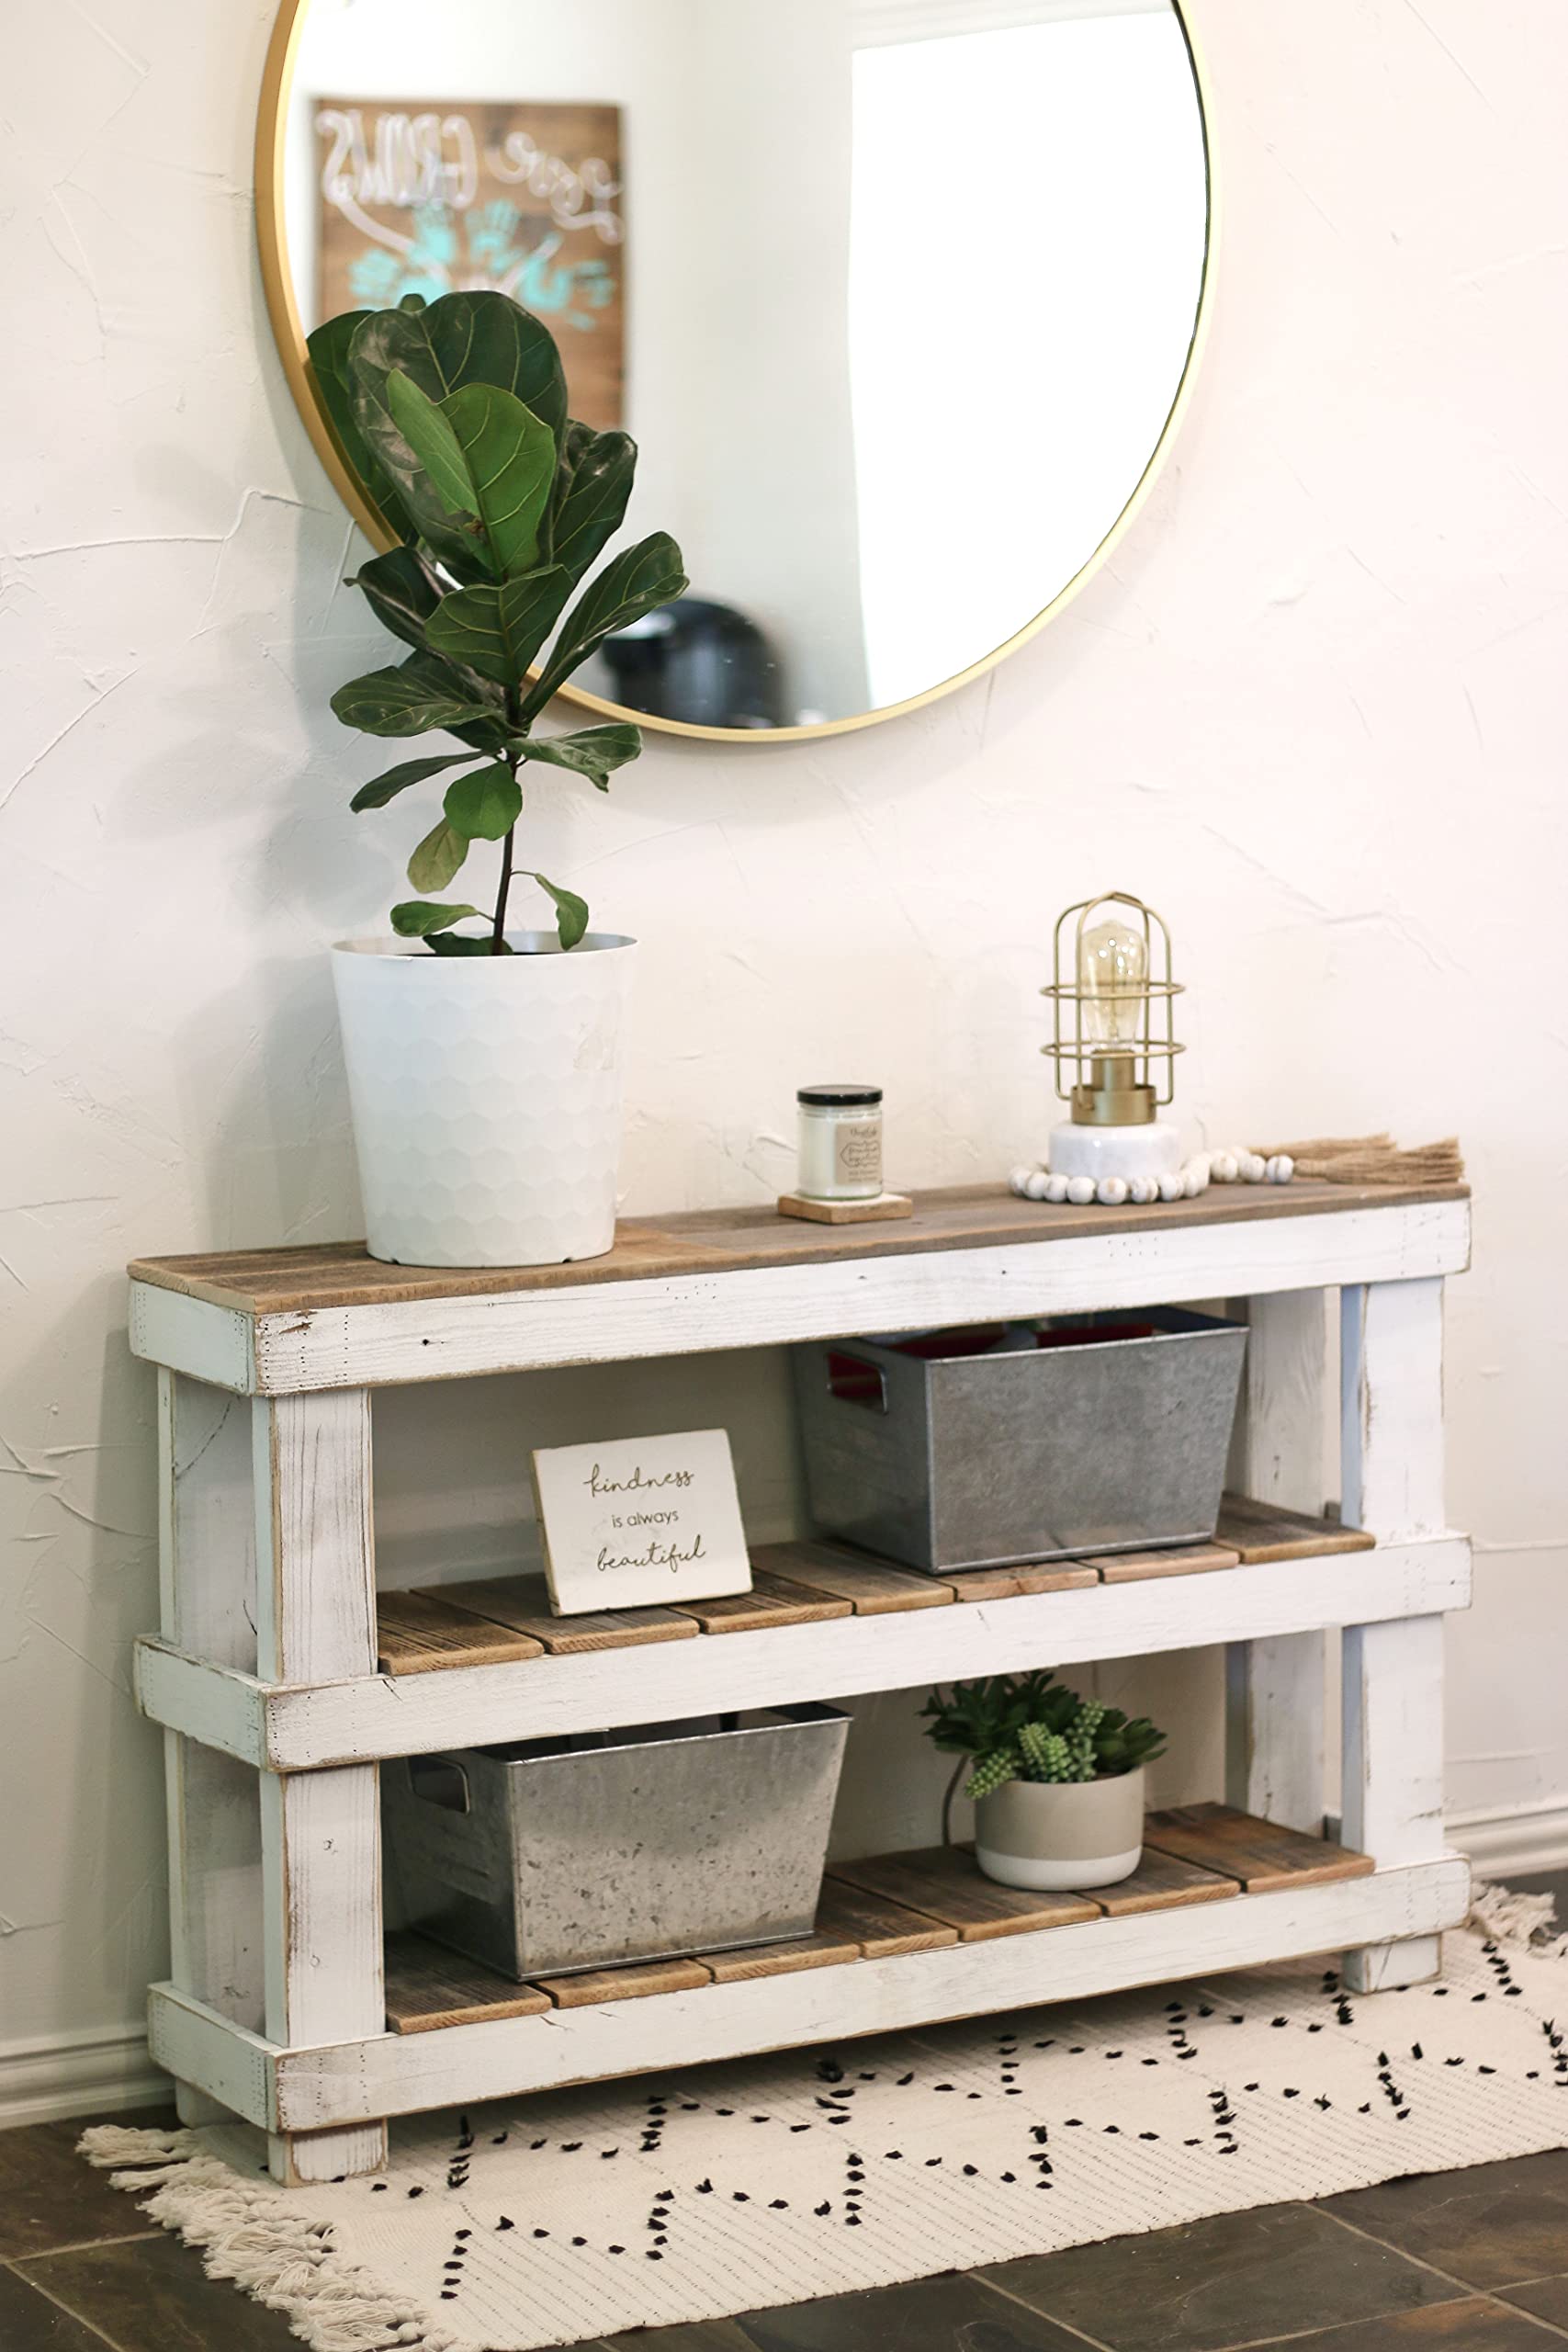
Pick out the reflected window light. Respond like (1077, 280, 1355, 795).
(849, 6, 1207, 708)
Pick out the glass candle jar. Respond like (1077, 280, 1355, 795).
(796, 1085, 884, 1202)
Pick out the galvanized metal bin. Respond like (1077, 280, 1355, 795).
(793, 1307, 1247, 1572)
(383, 1704, 849, 1981)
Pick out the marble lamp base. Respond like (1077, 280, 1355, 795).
(1046, 1119, 1183, 1187)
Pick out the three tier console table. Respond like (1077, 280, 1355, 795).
(129, 1178, 1472, 2186)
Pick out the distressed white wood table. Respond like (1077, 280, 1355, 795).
(129, 1179, 1472, 2185)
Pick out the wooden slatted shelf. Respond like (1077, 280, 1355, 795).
(132, 1185, 1472, 2179)
(672, 1574, 854, 1634)
(1142, 1804, 1378, 1892)
(128, 1179, 1470, 1397)
(156, 1849, 1469, 2138)
(429, 1578, 696, 1657)
(383, 1936, 551, 2032)
(830, 1849, 1101, 1939)
(1093, 1540, 1242, 1586)
(379, 1806, 1374, 2033)
(375, 1590, 543, 1675)
(1211, 1494, 1377, 1565)
(136, 1516, 1466, 1772)
(811, 1879, 959, 1959)
(129, 1178, 1469, 1317)
(371, 1499, 1374, 1676)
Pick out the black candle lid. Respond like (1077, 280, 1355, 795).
(797, 1084, 883, 1107)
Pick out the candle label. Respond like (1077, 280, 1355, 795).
(532, 1429, 752, 1615)
(835, 1117, 883, 1185)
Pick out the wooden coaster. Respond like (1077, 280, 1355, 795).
(777, 1192, 913, 1225)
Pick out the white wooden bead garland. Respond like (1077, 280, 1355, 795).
(1009, 1145, 1295, 1209)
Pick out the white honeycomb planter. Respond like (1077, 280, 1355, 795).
(333, 933, 637, 1269)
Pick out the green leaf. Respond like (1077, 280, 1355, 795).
(349, 294, 566, 572)
(422, 583, 509, 684)
(388, 646, 515, 756)
(348, 545, 444, 652)
(390, 899, 483, 937)
(499, 565, 574, 672)
(444, 382, 558, 578)
(386, 371, 481, 528)
(306, 311, 417, 545)
(524, 870, 590, 951)
(423, 567, 571, 689)
(522, 533, 688, 721)
(444, 763, 522, 842)
(550, 430, 637, 584)
(399, 291, 569, 436)
(408, 819, 470, 891)
(373, 376, 557, 584)
(331, 662, 494, 738)
(551, 416, 597, 511)
(521, 723, 642, 790)
(350, 752, 481, 812)
(427, 931, 512, 956)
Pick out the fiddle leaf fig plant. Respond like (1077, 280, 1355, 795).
(313, 289, 688, 954)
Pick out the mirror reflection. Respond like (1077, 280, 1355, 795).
(281, 0, 1209, 732)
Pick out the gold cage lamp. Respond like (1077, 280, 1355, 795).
(1041, 892, 1186, 1184)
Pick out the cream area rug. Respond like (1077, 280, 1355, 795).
(84, 1899, 1568, 2352)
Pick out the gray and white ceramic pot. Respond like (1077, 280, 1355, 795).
(974, 1767, 1145, 1891)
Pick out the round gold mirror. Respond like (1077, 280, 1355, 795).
(257, 0, 1212, 741)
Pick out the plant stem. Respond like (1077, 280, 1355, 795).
(491, 826, 514, 953)
(942, 1757, 965, 1849)
(491, 748, 522, 954)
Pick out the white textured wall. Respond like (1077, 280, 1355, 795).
(2, 0, 1564, 2080)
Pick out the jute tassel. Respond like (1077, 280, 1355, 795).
(1253, 1134, 1465, 1186)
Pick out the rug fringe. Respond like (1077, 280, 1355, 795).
(78, 2130, 459, 2352)
(1469, 1877, 1568, 1958)
(79, 2122, 197, 2165)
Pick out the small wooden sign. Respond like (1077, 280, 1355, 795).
(532, 1430, 752, 1615)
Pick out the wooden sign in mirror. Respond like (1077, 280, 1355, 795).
(257, 0, 1212, 741)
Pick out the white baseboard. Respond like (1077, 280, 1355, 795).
(1447, 1795, 1568, 1883)
(0, 2021, 169, 2132)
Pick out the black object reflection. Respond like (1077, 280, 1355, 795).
(600, 596, 789, 729)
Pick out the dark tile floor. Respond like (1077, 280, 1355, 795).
(6, 1871, 1566, 2352)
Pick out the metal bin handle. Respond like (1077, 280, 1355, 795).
(406, 1756, 471, 1814)
(825, 1349, 888, 1413)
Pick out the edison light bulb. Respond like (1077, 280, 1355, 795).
(1079, 918, 1146, 1054)
(1044, 896, 1181, 1190)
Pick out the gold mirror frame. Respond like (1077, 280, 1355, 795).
(254, 2, 1215, 746)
